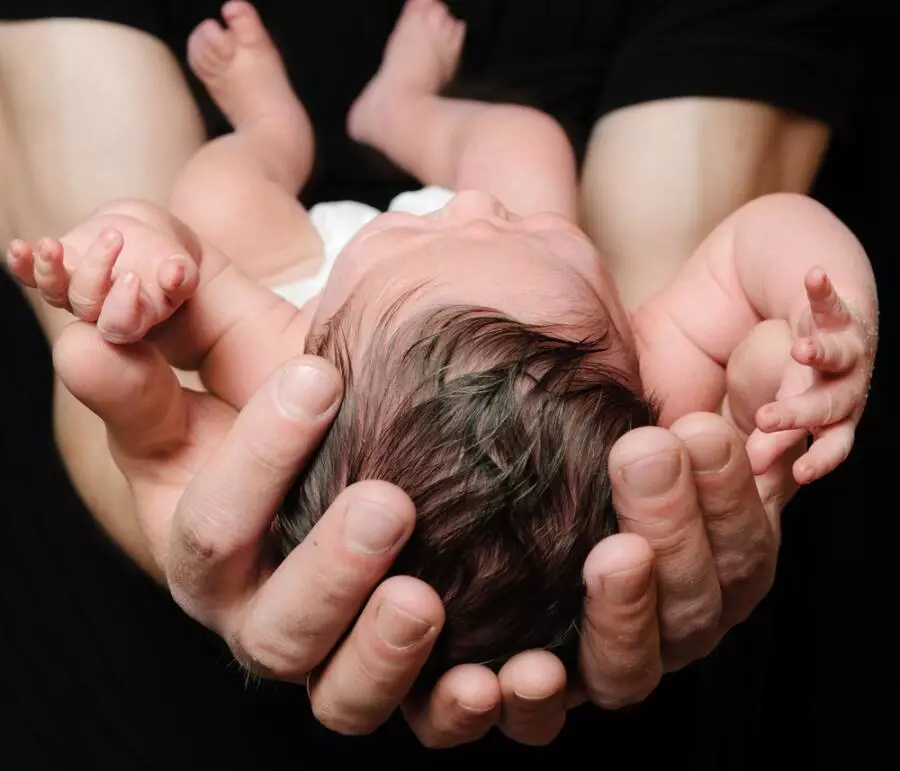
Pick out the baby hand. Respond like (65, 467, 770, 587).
(6, 229, 198, 344)
(747, 267, 875, 484)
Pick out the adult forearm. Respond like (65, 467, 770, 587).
(579, 97, 830, 310)
(0, 19, 205, 575)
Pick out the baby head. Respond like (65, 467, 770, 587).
(275, 191, 658, 686)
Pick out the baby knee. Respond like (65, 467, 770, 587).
(484, 105, 573, 158)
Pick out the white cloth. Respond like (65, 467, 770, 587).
(271, 186, 455, 308)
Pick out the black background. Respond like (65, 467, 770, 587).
(1, 1, 895, 768)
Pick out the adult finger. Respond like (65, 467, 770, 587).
(166, 356, 342, 631)
(53, 321, 187, 463)
(496, 651, 568, 746)
(232, 481, 415, 681)
(578, 533, 661, 709)
(670, 413, 778, 630)
(609, 427, 722, 670)
(402, 665, 501, 749)
(307, 576, 444, 736)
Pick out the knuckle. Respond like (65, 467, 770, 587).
(43, 289, 69, 308)
(311, 559, 370, 609)
(236, 433, 295, 479)
(581, 635, 662, 709)
(230, 626, 308, 682)
(310, 695, 377, 736)
(718, 550, 765, 589)
(585, 666, 661, 710)
(716, 528, 775, 588)
(176, 515, 223, 566)
(68, 291, 103, 321)
(698, 487, 748, 525)
(174, 500, 259, 568)
(662, 597, 721, 647)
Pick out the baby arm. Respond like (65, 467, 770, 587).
(635, 193, 877, 484)
(6, 199, 310, 409)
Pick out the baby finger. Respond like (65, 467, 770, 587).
(805, 267, 850, 329)
(792, 421, 855, 484)
(67, 229, 122, 322)
(6, 240, 38, 288)
(33, 238, 71, 309)
(791, 331, 860, 374)
(746, 426, 808, 476)
(755, 385, 856, 433)
(96, 272, 152, 344)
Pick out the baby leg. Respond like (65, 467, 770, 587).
(171, 1, 321, 284)
(348, 0, 577, 218)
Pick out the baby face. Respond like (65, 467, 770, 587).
(311, 190, 636, 368)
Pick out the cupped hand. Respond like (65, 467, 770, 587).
(53, 320, 800, 749)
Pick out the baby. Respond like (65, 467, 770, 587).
(7, 0, 877, 687)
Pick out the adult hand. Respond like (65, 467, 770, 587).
(488, 330, 802, 746)
(399, 407, 800, 749)
(50, 322, 594, 745)
(54, 321, 799, 749)
(577, 411, 797, 703)
(53, 322, 448, 734)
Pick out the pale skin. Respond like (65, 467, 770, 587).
(0, 0, 831, 749)
(580, 97, 832, 310)
(8, 0, 878, 677)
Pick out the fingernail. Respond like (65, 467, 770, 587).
(345, 499, 407, 554)
(163, 257, 187, 288)
(457, 700, 495, 715)
(513, 688, 555, 702)
(119, 271, 139, 290)
(375, 603, 433, 649)
(101, 228, 121, 246)
(686, 433, 732, 474)
(621, 450, 681, 497)
(602, 564, 652, 604)
(277, 362, 340, 419)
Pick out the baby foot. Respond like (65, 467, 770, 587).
(6, 231, 198, 345)
(347, 0, 466, 144)
(187, 1, 303, 129)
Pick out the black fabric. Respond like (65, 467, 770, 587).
(1, 0, 859, 206)
(0, 1, 893, 769)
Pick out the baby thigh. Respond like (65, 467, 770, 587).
(450, 103, 579, 219)
(169, 133, 322, 284)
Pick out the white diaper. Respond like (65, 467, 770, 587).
(270, 186, 455, 308)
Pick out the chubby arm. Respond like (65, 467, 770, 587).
(636, 193, 877, 431)
(9, 196, 312, 410)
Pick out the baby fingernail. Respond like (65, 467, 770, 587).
(621, 450, 681, 497)
(686, 433, 732, 473)
(277, 361, 341, 419)
(345, 499, 408, 554)
(602, 564, 652, 604)
(101, 228, 121, 246)
(375, 603, 433, 649)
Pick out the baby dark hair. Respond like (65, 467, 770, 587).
(274, 296, 658, 688)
